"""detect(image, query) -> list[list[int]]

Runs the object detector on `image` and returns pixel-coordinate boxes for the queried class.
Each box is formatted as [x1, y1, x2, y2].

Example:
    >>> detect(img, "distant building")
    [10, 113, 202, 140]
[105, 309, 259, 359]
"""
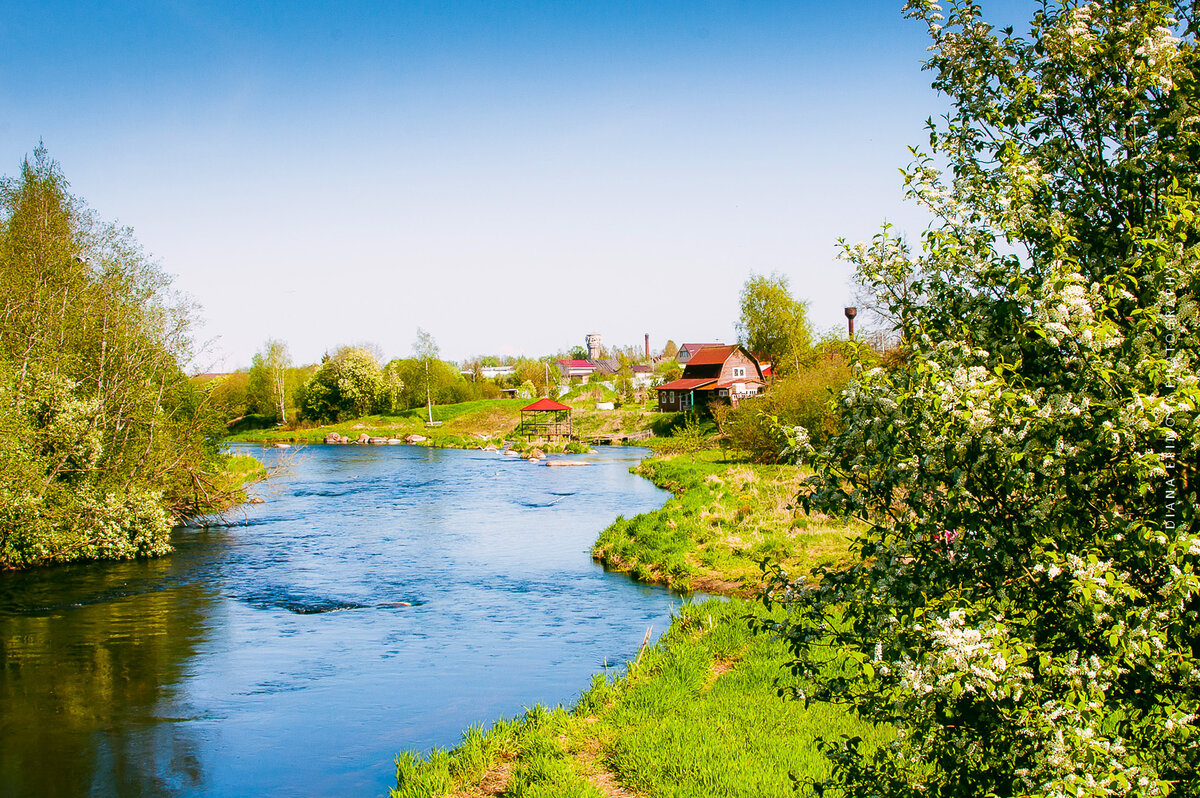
[557, 359, 597, 381]
[631, 364, 654, 389]
[460, 365, 516, 380]
[556, 357, 619, 384]
[655, 345, 765, 413]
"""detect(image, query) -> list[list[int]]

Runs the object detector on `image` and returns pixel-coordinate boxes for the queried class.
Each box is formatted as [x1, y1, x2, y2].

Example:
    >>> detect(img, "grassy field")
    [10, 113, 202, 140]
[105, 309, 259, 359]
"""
[392, 598, 886, 798]
[593, 450, 862, 594]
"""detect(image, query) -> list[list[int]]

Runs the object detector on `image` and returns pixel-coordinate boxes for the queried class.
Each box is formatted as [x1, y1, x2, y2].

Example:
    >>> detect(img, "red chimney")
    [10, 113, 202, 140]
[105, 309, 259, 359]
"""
[644, 333, 650, 359]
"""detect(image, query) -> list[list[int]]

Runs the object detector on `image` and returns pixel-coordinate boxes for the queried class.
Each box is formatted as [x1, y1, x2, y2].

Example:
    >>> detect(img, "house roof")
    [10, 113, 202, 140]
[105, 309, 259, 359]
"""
[631, 364, 652, 373]
[683, 345, 739, 366]
[521, 398, 572, 412]
[590, 358, 620, 374]
[655, 378, 717, 392]
[557, 359, 595, 369]
[679, 343, 725, 357]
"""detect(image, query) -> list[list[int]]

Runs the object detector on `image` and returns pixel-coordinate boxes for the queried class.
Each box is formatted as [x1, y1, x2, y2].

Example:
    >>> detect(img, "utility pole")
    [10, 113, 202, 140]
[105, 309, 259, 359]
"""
[425, 359, 433, 423]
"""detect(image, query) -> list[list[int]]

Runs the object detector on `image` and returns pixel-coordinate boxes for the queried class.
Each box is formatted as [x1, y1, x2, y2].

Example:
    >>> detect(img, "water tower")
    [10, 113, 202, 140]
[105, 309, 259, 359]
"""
[586, 333, 602, 360]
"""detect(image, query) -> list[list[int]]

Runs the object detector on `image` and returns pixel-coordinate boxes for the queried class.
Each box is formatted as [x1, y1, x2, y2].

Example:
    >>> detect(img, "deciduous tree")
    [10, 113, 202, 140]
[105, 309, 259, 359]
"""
[0, 146, 226, 567]
[736, 272, 812, 375]
[761, 3, 1200, 796]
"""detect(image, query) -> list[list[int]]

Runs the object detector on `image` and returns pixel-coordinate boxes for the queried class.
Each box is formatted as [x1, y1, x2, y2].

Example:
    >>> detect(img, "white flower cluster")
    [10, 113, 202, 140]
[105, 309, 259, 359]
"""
[1042, 3, 1181, 96]
[1031, 268, 1121, 353]
[895, 610, 1030, 701]
[1135, 25, 1182, 90]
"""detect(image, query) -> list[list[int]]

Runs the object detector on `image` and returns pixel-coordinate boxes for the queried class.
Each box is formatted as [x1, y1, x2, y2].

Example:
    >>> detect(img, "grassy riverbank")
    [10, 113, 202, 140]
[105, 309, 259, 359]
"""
[393, 449, 871, 797]
[189, 452, 269, 516]
[393, 598, 885, 798]
[226, 398, 668, 450]
[593, 451, 862, 594]
[226, 398, 525, 448]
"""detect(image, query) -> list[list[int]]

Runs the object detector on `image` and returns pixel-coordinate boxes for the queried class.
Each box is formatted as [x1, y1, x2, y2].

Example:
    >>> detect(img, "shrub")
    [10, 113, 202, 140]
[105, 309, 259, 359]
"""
[761, 3, 1200, 796]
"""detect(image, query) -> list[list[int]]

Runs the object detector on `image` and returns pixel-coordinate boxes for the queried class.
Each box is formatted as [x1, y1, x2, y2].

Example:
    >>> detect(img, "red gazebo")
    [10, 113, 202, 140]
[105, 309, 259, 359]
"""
[517, 398, 573, 441]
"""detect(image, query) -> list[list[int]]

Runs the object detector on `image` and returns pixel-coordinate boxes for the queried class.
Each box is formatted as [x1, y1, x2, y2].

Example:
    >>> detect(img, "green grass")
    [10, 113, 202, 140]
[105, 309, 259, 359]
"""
[225, 399, 527, 448]
[592, 450, 862, 593]
[392, 598, 888, 797]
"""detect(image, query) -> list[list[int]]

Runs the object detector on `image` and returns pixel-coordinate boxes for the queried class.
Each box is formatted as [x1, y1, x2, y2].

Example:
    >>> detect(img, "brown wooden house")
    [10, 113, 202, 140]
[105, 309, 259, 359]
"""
[655, 345, 765, 412]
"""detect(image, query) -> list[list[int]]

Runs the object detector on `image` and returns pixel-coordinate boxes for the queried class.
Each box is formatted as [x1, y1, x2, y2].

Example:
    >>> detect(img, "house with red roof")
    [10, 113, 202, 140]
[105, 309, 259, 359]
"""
[655, 345, 766, 413]
[676, 342, 726, 364]
[556, 359, 596, 380]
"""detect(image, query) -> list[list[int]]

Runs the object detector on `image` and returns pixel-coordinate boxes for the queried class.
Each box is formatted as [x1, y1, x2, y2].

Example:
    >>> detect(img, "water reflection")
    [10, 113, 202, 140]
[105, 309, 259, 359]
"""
[0, 445, 676, 797]
[0, 553, 217, 797]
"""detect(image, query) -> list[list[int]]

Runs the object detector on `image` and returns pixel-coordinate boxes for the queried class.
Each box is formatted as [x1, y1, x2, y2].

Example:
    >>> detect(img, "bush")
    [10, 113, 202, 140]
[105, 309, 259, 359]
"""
[716, 354, 852, 463]
[762, 3, 1200, 796]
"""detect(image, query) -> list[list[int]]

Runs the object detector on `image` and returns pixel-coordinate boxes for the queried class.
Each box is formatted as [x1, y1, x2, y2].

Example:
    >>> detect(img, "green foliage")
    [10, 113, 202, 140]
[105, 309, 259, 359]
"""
[247, 339, 293, 423]
[654, 412, 708, 462]
[295, 346, 395, 423]
[387, 356, 482, 410]
[762, 3, 1200, 795]
[0, 146, 228, 567]
[715, 353, 853, 463]
[654, 358, 682, 385]
[737, 272, 812, 376]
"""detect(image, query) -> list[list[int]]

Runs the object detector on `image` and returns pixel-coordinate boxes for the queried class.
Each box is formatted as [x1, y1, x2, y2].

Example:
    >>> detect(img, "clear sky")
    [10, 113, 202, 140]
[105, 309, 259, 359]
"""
[2, 0, 1038, 370]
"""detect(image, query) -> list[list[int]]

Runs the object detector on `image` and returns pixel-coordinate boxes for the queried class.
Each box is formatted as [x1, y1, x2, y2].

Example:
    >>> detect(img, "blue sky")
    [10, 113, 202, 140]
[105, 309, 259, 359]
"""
[2, 1, 1037, 369]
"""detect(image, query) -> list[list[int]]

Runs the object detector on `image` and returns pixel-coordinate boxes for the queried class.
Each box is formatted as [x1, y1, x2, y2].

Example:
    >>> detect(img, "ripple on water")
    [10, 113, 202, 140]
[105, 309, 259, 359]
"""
[0, 443, 676, 798]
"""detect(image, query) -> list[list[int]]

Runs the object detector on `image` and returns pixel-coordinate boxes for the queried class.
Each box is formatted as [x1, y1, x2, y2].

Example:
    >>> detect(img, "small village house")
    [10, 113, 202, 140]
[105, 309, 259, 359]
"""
[655, 345, 765, 412]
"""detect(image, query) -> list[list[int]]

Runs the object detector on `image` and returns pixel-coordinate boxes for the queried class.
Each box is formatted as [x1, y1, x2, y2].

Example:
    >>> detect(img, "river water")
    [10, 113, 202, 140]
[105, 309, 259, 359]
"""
[0, 444, 681, 797]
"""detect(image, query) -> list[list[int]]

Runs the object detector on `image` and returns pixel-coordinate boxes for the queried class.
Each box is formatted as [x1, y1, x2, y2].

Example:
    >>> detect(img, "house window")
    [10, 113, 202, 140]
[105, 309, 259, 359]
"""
[719, 389, 728, 397]
[732, 366, 746, 378]
[668, 391, 675, 403]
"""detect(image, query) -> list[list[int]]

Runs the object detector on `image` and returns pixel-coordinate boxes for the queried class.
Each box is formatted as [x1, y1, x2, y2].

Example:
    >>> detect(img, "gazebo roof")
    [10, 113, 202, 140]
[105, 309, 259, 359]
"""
[520, 398, 572, 412]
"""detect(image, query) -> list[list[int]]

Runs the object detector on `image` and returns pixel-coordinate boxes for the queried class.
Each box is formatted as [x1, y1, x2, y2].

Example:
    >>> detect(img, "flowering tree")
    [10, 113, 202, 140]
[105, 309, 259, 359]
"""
[760, 2, 1198, 796]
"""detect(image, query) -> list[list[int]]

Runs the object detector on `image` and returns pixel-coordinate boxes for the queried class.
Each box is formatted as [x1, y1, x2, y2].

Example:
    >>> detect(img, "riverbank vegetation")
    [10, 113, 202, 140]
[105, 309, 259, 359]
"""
[761, 2, 1200, 795]
[0, 147, 245, 569]
[393, 598, 886, 798]
[593, 451, 861, 593]
[227, 396, 670, 449]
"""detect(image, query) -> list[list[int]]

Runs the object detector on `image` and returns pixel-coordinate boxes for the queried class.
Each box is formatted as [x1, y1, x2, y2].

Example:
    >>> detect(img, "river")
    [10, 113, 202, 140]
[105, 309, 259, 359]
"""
[0, 444, 681, 797]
